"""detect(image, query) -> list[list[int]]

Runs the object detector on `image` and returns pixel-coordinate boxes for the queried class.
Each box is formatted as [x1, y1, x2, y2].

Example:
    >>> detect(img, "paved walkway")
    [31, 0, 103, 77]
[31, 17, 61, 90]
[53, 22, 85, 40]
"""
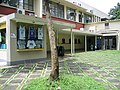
[0, 54, 120, 90]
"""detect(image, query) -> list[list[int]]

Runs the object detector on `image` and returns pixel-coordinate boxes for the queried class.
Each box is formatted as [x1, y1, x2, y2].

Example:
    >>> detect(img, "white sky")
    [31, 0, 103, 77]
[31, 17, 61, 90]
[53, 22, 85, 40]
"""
[79, 0, 120, 14]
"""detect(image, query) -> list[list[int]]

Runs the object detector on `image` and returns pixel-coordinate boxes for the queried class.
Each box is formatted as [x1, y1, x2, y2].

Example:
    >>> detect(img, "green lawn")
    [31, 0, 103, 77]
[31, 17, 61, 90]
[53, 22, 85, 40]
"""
[73, 50, 120, 67]
[24, 74, 106, 90]
[24, 50, 120, 90]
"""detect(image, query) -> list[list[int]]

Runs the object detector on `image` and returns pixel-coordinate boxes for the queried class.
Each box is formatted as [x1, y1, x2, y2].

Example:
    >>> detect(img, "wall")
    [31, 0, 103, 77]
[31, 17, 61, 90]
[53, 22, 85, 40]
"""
[47, 32, 84, 51]
[0, 50, 7, 65]
[9, 20, 47, 63]
[85, 21, 120, 32]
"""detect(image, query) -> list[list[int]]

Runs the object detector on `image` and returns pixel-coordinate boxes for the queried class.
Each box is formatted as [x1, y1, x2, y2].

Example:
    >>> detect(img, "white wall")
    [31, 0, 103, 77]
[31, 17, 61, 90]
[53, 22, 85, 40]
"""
[85, 21, 120, 32]
[0, 49, 7, 66]
[9, 20, 47, 62]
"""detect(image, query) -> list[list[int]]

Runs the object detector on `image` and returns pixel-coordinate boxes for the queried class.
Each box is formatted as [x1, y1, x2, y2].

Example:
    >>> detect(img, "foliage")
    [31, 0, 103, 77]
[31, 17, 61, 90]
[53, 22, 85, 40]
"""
[24, 74, 106, 90]
[108, 2, 120, 19]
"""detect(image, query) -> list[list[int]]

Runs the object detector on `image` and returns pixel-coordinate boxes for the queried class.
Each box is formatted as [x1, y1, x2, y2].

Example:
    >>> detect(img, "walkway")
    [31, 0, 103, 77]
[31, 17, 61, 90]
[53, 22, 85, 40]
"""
[0, 50, 120, 90]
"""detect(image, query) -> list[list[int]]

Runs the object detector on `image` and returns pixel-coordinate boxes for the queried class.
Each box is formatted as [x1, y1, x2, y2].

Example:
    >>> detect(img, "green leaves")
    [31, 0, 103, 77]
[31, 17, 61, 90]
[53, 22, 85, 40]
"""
[109, 2, 120, 19]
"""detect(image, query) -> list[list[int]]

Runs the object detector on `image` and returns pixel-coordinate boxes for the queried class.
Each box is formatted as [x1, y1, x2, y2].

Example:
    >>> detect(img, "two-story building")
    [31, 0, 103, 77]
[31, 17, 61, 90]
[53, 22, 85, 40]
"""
[0, 0, 110, 65]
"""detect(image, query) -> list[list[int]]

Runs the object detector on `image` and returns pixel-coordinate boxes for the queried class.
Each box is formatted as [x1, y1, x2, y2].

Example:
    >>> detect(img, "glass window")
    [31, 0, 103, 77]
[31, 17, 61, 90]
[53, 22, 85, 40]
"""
[1, 0, 34, 11]
[105, 23, 109, 29]
[105, 23, 109, 26]
[49, 2, 64, 18]
[84, 14, 92, 23]
[23, 0, 34, 11]
[79, 12, 83, 22]
[42, 0, 45, 14]
[66, 7, 76, 21]
[2, 0, 18, 7]
[42, 1, 64, 18]
[18, 0, 23, 9]
[17, 23, 44, 49]
[0, 29, 6, 49]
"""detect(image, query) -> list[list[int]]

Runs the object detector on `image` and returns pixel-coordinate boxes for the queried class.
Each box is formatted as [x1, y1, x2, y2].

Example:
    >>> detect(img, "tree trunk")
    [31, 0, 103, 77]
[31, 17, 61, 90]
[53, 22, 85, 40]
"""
[45, 0, 59, 81]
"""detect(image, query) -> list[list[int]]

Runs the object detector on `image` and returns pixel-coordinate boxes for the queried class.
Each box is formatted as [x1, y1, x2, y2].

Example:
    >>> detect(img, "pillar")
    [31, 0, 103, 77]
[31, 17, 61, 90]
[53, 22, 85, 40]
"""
[116, 32, 120, 50]
[82, 13, 84, 23]
[85, 35, 87, 52]
[71, 28, 73, 54]
[95, 36, 97, 50]
[73, 33, 75, 53]
[6, 19, 11, 65]
[64, 5, 67, 19]
[102, 37, 105, 50]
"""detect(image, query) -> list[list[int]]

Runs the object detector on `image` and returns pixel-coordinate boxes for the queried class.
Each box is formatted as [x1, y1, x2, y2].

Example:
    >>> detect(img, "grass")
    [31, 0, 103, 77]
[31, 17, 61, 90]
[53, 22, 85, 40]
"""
[24, 74, 106, 90]
[73, 50, 120, 67]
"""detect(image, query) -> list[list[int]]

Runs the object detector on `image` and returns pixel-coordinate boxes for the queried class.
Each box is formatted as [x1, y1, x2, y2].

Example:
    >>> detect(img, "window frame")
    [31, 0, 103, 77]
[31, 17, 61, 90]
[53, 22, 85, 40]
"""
[66, 7, 76, 21]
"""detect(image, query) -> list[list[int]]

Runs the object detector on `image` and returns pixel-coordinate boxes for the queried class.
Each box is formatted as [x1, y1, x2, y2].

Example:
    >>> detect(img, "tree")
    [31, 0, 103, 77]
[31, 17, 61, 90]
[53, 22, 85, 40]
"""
[45, 0, 59, 81]
[108, 2, 120, 19]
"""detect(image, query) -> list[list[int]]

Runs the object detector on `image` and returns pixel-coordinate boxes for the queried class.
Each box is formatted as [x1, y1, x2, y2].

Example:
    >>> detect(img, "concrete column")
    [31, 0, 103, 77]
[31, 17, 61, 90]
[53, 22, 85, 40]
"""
[92, 16, 94, 22]
[71, 28, 73, 54]
[116, 32, 119, 50]
[102, 37, 105, 50]
[85, 35, 87, 52]
[6, 19, 11, 65]
[64, 5, 67, 19]
[43, 26, 47, 57]
[40, 0, 43, 18]
[95, 36, 97, 50]
[76, 10, 79, 22]
[82, 13, 84, 23]
[35, 0, 42, 18]
[73, 33, 75, 53]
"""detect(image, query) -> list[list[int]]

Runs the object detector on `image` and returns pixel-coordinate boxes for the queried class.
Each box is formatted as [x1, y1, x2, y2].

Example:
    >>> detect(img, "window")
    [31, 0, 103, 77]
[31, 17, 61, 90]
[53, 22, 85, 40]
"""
[17, 23, 44, 50]
[105, 23, 109, 29]
[42, 0, 45, 14]
[66, 7, 76, 21]
[49, 1, 64, 18]
[2, 0, 18, 7]
[23, 0, 34, 11]
[79, 12, 83, 22]
[84, 14, 92, 23]
[42, 1, 64, 18]
[1, 0, 34, 11]
[0, 29, 6, 49]
[62, 38, 65, 44]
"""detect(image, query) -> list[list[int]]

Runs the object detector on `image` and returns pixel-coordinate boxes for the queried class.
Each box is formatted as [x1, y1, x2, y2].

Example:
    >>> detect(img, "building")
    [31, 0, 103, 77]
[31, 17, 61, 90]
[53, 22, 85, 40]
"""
[85, 20, 120, 50]
[0, 0, 114, 65]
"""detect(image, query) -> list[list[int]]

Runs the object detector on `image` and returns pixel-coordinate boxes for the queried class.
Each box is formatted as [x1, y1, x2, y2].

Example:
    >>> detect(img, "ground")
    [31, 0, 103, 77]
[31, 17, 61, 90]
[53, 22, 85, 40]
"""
[0, 50, 120, 90]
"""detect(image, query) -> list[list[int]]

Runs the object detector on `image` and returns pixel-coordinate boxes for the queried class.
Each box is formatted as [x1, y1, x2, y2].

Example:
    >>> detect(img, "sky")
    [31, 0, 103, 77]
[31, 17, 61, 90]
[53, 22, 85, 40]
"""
[78, 0, 120, 14]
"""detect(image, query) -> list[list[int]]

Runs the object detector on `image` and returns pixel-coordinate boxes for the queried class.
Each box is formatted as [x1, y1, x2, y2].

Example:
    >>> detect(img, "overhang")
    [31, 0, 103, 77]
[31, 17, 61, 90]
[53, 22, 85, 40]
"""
[102, 33, 117, 36]
[97, 28, 119, 36]
[51, 0, 87, 12]
[6, 13, 75, 29]
[60, 29, 102, 36]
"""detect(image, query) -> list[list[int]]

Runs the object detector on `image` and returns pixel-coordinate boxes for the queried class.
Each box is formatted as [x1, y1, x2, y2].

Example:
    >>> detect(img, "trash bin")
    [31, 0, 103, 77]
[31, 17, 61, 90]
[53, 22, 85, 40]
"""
[57, 46, 64, 56]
